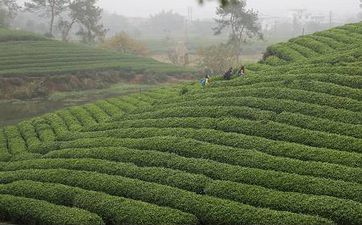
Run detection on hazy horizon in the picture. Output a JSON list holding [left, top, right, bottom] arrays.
[[99, 0, 361, 19]]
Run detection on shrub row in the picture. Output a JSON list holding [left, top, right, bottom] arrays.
[[57, 110, 83, 132], [211, 71, 362, 89], [95, 100, 121, 117], [123, 95, 152, 108], [45, 133, 362, 184], [146, 94, 362, 130], [42, 146, 362, 225], [103, 117, 362, 154], [0, 37, 191, 77], [265, 43, 306, 62], [287, 66, 362, 78], [0, 158, 210, 193], [18, 121, 41, 151], [43, 135, 362, 202], [0, 180, 197, 225], [263, 55, 287, 66], [0, 193, 104, 225], [185, 86, 362, 113], [4, 126, 27, 155], [111, 108, 362, 154], [2, 160, 362, 225], [333, 28, 362, 41], [291, 36, 333, 54], [0, 169, 335, 225], [247, 79, 362, 101], [58, 127, 362, 169], [43, 113, 69, 136], [0, 53, 129, 66], [0, 129, 10, 162], [315, 30, 357, 44], [117, 105, 275, 124], [69, 107, 98, 128], [286, 42, 320, 58], [167, 96, 362, 125], [32, 118, 56, 143], [72, 125, 362, 167], [275, 111, 362, 139], [228, 79, 362, 105], [0, 28, 46, 42], [106, 98, 138, 113], [83, 104, 111, 124], [309, 35, 346, 49], [205, 180, 362, 225]]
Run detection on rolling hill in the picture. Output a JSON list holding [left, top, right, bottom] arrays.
[[0, 28, 192, 77], [0, 22, 361, 225], [0, 28, 194, 99]]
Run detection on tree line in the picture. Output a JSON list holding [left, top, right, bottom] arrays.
[[0, 0, 106, 42]]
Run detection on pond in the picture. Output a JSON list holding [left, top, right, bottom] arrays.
[[0, 83, 156, 126]]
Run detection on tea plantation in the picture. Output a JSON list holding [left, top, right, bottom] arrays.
[[0, 22, 361, 225], [0, 28, 192, 77]]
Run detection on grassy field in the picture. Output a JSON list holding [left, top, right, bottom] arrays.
[[0, 22, 361, 225], [0, 28, 194, 77]]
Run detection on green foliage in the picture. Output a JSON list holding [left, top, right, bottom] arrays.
[[1, 21, 362, 225], [0, 180, 197, 225], [206, 180, 362, 225], [0, 193, 104, 225], [0, 28, 194, 77], [0, 169, 335, 225]]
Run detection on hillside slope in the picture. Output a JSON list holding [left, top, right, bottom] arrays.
[[0, 23, 361, 225], [0, 28, 191, 77], [0, 28, 193, 99]]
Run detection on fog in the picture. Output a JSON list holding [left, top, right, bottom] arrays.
[[99, 0, 360, 19]]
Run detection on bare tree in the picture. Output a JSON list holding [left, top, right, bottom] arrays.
[[25, 0, 69, 37], [213, 0, 263, 60]]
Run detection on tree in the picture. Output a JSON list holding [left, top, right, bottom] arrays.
[[199, 0, 238, 7], [58, 0, 107, 42], [198, 43, 238, 74], [149, 10, 185, 34], [0, 0, 20, 27], [25, 0, 69, 37], [101, 32, 148, 56], [213, 0, 263, 60]]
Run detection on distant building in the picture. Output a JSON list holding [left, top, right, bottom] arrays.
[[288, 9, 327, 24]]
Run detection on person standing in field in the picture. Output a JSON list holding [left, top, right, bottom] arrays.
[[200, 74, 210, 88], [238, 65, 245, 77], [223, 67, 233, 80]]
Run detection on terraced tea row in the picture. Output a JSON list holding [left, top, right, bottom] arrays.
[[0, 22, 361, 225], [0, 29, 192, 77], [263, 22, 362, 64]]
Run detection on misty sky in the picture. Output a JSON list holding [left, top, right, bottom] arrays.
[[99, 0, 360, 19]]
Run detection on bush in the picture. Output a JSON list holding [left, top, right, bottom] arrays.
[[4, 126, 26, 155], [206, 180, 362, 225], [179, 86, 189, 96], [40, 135, 362, 184], [41, 134, 362, 202], [0, 169, 334, 225], [0, 180, 196, 225], [0, 194, 104, 225]]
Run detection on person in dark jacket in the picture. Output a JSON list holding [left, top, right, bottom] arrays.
[[223, 67, 233, 80]]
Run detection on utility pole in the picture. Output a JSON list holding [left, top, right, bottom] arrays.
[[188, 7, 193, 23], [329, 11, 333, 28]]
